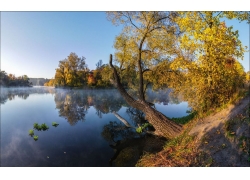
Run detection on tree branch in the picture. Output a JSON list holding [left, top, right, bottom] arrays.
[[122, 12, 140, 31]]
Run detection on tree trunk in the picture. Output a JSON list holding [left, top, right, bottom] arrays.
[[109, 54, 183, 139]]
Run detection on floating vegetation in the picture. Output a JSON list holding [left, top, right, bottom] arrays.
[[52, 122, 59, 127], [33, 135, 38, 141], [33, 123, 49, 131], [40, 123, 49, 131], [28, 129, 34, 136], [33, 123, 42, 131], [29, 122, 57, 141]]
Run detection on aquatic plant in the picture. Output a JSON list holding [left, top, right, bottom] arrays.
[[52, 122, 59, 127], [33, 123, 49, 131], [28, 129, 34, 136], [33, 135, 38, 141], [136, 123, 152, 134], [33, 123, 42, 131], [40, 123, 49, 131]]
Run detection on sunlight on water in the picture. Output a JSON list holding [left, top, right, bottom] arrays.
[[0, 87, 189, 167]]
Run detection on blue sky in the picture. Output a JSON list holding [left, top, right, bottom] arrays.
[[1, 12, 249, 78], [1, 12, 123, 78]]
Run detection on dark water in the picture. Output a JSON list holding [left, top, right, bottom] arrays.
[[0, 87, 189, 167]]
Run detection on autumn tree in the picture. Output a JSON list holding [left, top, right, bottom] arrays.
[[246, 71, 250, 84], [54, 52, 88, 87], [87, 71, 96, 86], [164, 11, 249, 113], [107, 12, 183, 138], [0, 71, 9, 86], [0, 71, 31, 87], [93, 63, 114, 88], [44, 79, 55, 86]]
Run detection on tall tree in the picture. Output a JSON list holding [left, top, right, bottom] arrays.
[[107, 12, 183, 138], [54, 52, 88, 87], [166, 11, 249, 112], [0, 71, 9, 86]]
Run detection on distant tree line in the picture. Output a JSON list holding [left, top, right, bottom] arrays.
[[44, 52, 117, 88], [0, 71, 32, 87]]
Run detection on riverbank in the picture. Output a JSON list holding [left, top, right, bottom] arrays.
[[136, 93, 250, 167]]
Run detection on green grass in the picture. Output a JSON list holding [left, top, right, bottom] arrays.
[[136, 123, 152, 133]]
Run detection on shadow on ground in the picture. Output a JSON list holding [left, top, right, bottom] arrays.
[[196, 96, 250, 166], [110, 134, 167, 167]]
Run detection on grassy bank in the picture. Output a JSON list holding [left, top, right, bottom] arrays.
[[136, 90, 250, 167]]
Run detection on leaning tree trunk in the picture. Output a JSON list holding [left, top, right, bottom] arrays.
[[109, 54, 183, 139]]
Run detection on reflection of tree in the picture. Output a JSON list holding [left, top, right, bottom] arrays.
[[54, 90, 89, 125], [93, 90, 127, 118], [0, 87, 54, 104], [101, 106, 164, 166], [5, 93, 30, 101], [126, 107, 146, 127], [54, 89, 128, 125]]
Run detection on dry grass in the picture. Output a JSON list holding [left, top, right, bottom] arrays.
[[136, 91, 250, 167], [136, 118, 213, 167]]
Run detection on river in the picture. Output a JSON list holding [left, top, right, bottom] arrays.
[[0, 87, 189, 166]]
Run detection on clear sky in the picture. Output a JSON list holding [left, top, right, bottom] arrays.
[[1, 12, 123, 78], [1, 11, 249, 79]]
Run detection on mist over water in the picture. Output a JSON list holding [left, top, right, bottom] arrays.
[[0, 87, 189, 166]]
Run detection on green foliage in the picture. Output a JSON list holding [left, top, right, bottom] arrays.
[[136, 123, 152, 134], [33, 123, 42, 131], [33, 135, 38, 141], [162, 12, 248, 114], [44, 79, 55, 86], [33, 123, 49, 131], [54, 52, 88, 87], [108, 11, 248, 114], [0, 70, 32, 87], [52, 122, 59, 127], [28, 129, 34, 136], [52, 53, 113, 89], [40, 123, 49, 131], [29, 122, 53, 141], [107, 12, 179, 96]]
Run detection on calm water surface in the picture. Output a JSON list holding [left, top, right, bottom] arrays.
[[0, 87, 189, 167]]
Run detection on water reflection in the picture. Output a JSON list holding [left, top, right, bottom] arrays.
[[0, 87, 55, 104], [101, 108, 163, 167], [52, 88, 180, 126], [1, 87, 188, 166], [53, 89, 127, 125]]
